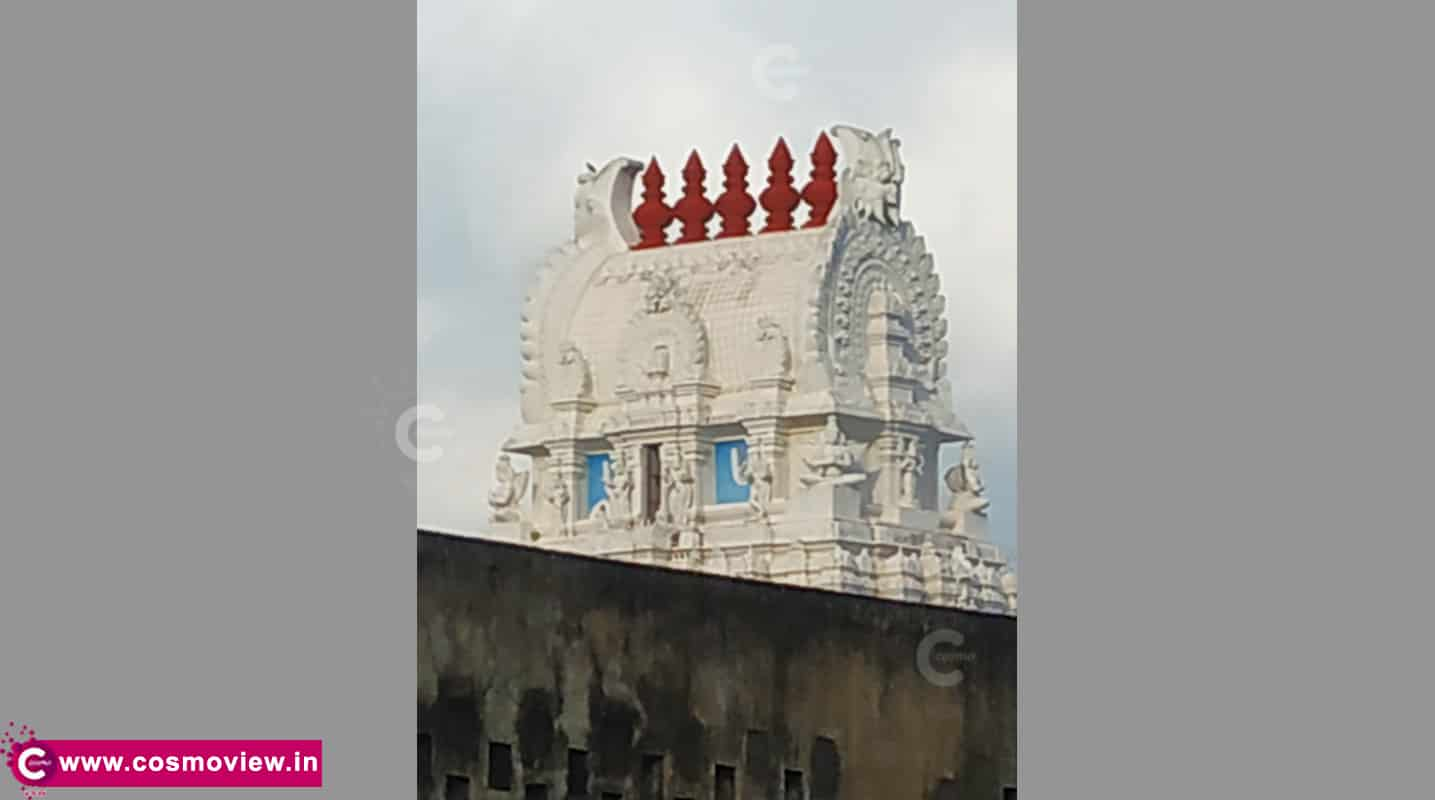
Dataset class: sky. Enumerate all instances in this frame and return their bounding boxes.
[416,0,1017,566]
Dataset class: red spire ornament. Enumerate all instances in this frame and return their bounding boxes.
[632,157,673,250]
[672,150,715,244]
[714,145,756,239]
[759,137,801,233]
[800,131,838,228]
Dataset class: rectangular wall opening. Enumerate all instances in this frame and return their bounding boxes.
[487,742,514,791]
[445,774,470,800]
[566,749,589,798]
[585,453,610,517]
[642,444,662,523]
[1003,787,1017,800]
[525,784,550,800]
[713,440,751,504]
[639,753,664,800]
[418,734,434,799]
[784,769,805,800]
[810,736,839,800]
[713,764,736,800]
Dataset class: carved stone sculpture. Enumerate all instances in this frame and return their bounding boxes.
[902,549,921,575]
[831,125,904,226]
[487,454,529,523]
[574,158,643,248]
[641,268,678,314]
[952,551,979,608]
[754,314,792,380]
[555,341,593,399]
[800,415,864,487]
[945,440,991,517]
[663,458,696,529]
[897,436,923,507]
[590,449,634,530]
[1000,569,1018,612]
[731,445,773,521]
[608,450,635,527]
[646,344,671,384]
[854,547,873,579]
[547,475,571,536]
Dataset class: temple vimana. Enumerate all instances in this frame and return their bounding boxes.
[483,124,1016,614]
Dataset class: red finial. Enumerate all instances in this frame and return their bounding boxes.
[715,145,756,238]
[801,131,838,228]
[672,150,715,244]
[632,157,673,249]
[759,137,801,233]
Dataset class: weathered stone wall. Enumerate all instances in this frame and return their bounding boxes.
[419,530,1016,800]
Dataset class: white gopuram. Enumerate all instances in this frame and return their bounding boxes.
[484,125,1016,614]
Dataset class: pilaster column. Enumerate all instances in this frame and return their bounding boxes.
[871,427,906,520]
[741,417,789,501]
[544,440,585,535]
[682,432,711,526]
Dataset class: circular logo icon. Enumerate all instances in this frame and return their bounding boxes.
[751,44,805,102]
[916,628,968,687]
[11,741,58,786]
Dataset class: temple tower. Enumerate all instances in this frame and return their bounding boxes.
[484,125,1016,614]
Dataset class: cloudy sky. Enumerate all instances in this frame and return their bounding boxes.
[417,0,1017,565]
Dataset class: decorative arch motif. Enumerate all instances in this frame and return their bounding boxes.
[614,281,709,392]
[552,341,593,400]
[812,217,951,395]
[519,158,644,423]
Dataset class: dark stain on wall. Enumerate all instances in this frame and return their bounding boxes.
[418,530,1016,799]
[419,674,486,779]
[517,688,559,772]
[588,673,644,783]
[745,730,777,800]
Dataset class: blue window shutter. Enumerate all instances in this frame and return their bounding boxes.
[713,440,751,505]
[585,453,610,514]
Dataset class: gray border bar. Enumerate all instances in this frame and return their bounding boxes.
[1,3,414,797]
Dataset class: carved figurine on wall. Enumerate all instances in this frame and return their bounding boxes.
[641,268,678,314]
[663,457,696,529]
[573,157,643,249]
[897,436,924,507]
[645,344,671,385]
[488,454,529,523]
[944,440,991,517]
[608,449,635,527]
[754,314,791,380]
[546,474,571,536]
[830,125,905,226]
[1000,569,1018,612]
[950,548,978,608]
[800,415,864,487]
[854,547,873,580]
[732,444,774,521]
[556,341,593,399]
[591,449,634,530]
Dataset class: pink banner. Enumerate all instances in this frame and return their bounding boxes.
[7,740,322,788]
